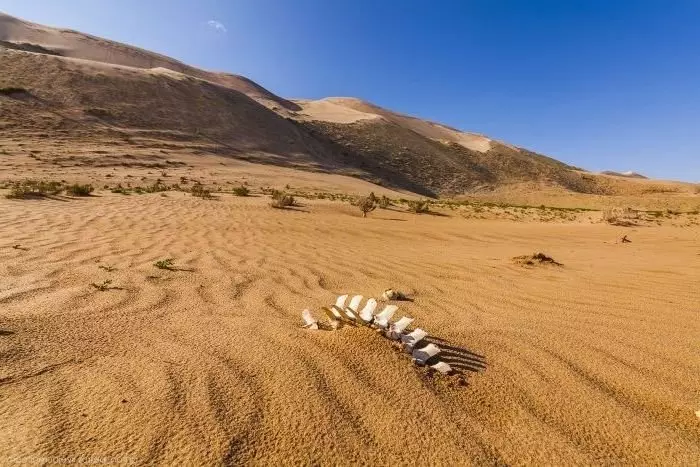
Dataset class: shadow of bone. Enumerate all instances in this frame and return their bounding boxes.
[421,336,488,375]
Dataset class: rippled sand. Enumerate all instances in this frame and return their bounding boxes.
[1,192,698,465]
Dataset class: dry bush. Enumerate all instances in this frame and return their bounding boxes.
[378,195,392,209]
[407,199,430,214]
[232,186,250,196]
[144,180,169,193]
[357,195,377,217]
[5,180,63,199]
[513,252,563,267]
[190,183,212,199]
[271,190,295,208]
[66,184,94,196]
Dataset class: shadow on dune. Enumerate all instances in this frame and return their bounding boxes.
[421,336,488,374]
[376,217,408,222]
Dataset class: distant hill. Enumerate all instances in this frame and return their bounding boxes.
[0,12,684,196]
[601,171,648,179]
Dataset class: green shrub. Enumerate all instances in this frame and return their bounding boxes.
[66,184,94,196]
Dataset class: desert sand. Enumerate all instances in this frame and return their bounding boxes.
[2,11,700,465]
[1,170,699,465]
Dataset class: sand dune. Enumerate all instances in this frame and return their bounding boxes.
[1,187,699,464]
[3,11,696,197]
[319,97,494,153]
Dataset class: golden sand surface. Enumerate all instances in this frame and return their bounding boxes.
[1,188,698,465]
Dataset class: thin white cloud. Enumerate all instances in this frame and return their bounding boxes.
[207,20,227,33]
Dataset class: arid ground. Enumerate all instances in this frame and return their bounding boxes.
[1,12,699,464]
[1,163,699,465]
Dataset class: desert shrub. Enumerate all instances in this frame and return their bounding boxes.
[66,184,94,196]
[232,186,250,197]
[357,195,377,218]
[5,180,62,199]
[378,195,392,209]
[154,258,175,270]
[407,199,430,214]
[111,184,130,195]
[191,183,212,199]
[271,190,295,208]
[144,180,168,193]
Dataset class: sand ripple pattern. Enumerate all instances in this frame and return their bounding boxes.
[1,194,699,465]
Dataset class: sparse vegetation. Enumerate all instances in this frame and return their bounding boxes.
[190,183,212,199]
[407,199,431,214]
[232,186,250,196]
[66,183,94,196]
[357,195,377,218]
[154,258,176,270]
[98,264,116,272]
[5,180,63,199]
[378,195,392,209]
[513,253,563,267]
[111,184,130,195]
[270,190,295,208]
[144,180,168,193]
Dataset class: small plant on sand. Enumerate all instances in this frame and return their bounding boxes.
[357,195,377,218]
[111,184,130,195]
[66,184,94,196]
[91,279,113,291]
[270,190,295,208]
[144,180,168,193]
[513,252,563,267]
[5,180,63,199]
[154,258,176,270]
[378,195,392,209]
[190,183,212,199]
[232,185,250,197]
[98,264,116,272]
[407,199,430,214]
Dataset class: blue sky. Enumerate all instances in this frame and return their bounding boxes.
[2,0,699,181]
